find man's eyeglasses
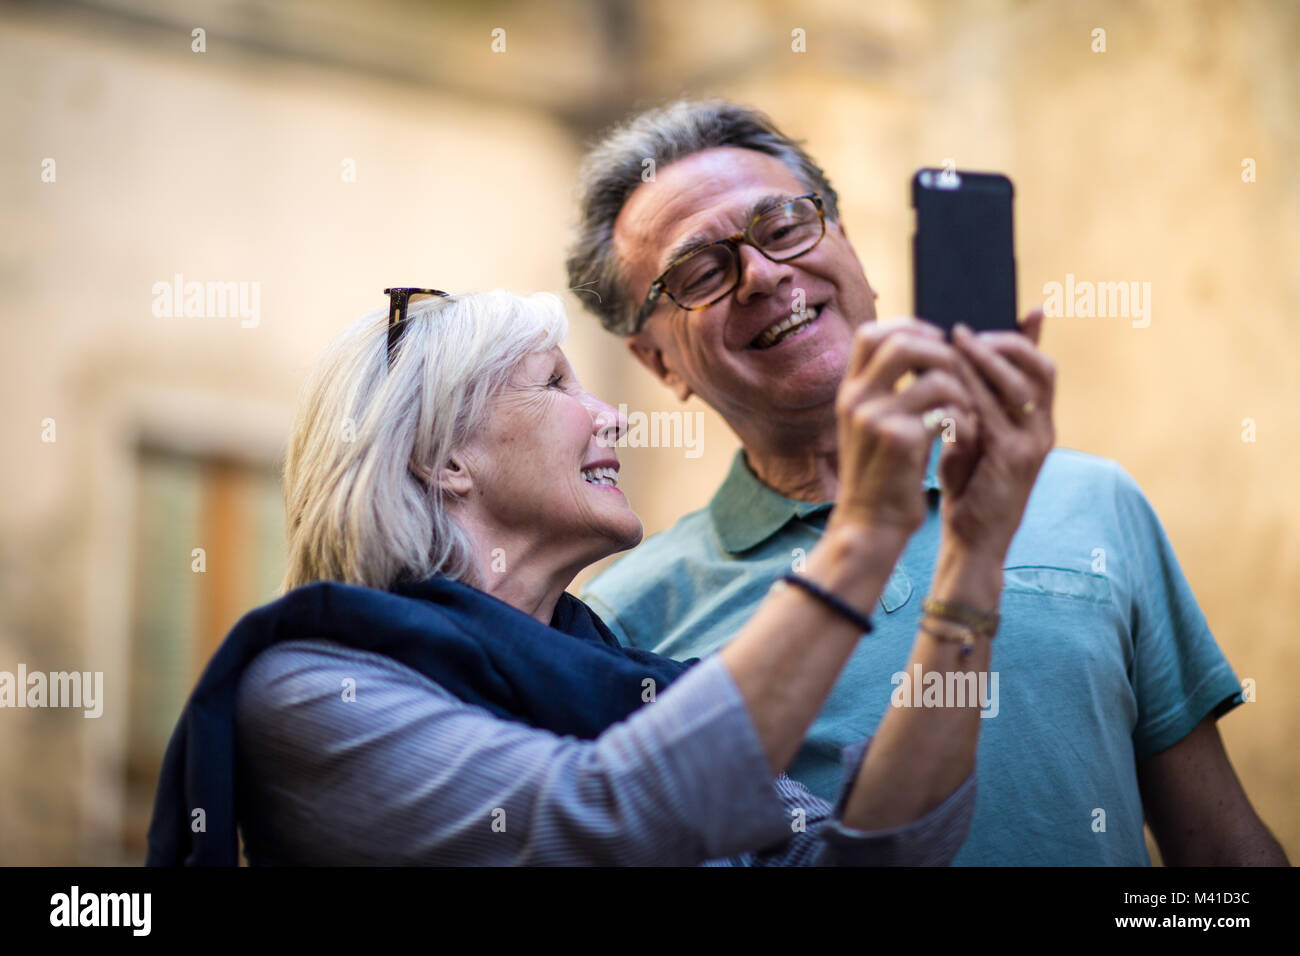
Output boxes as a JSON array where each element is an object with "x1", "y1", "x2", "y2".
[
  {"x1": 632, "y1": 192, "x2": 826, "y2": 332},
  {"x1": 384, "y1": 287, "x2": 449, "y2": 367}
]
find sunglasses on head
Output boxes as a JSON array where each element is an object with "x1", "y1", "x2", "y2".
[{"x1": 383, "y1": 287, "x2": 449, "y2": 367}]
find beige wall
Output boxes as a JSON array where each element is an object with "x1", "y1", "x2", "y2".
[{"x1": 2, "y1": 0, "x2": 1296, "y2": 863}]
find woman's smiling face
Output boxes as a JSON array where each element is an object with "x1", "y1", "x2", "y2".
[{"x1": 452, "y1": 346, "x2": 642, "y2": 573}]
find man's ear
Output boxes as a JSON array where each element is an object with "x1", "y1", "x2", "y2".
[{"x1": 626, "y1": 333, "x2": 693, "y2": 402}]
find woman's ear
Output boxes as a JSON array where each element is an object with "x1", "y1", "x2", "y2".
[
  {"x1": 438, "y1": 454, "x2": 475, "y2": 498},
  {"x1": 415, "y1": 453, "x2": 475, "y2": 498}
]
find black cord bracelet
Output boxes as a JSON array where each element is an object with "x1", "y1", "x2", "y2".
[{"x1": 775, "y1": 573, "x2": 874, "y2": 635}]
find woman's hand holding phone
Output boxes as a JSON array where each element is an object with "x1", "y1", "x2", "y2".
[{"x1": 938, "y1": 306, "x2": 1055, "y2": 568}]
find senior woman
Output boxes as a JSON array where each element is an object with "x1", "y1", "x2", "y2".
[{"x1": 147, "y1": 287, "x2": 1049, "y2": 866}]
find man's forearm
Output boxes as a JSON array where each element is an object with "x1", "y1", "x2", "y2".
[
  {"x1": 1156, "y1": 814, "x2": 1290, "y2": 866},
  {"x1": 1139, "y1": 715, "x2": 1291, "y2": 866}
]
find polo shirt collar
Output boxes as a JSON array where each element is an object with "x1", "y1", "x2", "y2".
[{"x1": 709, "y1": 438, "x2": 943, "y2": 555}]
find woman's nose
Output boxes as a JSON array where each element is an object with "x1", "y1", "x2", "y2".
[{"x1": 590, "y1": 397, "x2": 627, "y2": 448}]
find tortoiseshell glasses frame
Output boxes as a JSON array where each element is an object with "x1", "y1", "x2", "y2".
[
  {"x1": 384, "y1": 287, "x2": 449, "y2": 367},
  {"x1": 631, "y1": 192, "x2": 826, "y2": 333}
]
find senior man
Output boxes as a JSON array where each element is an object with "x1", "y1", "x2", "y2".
[{"x1": 566, "y1": 100, "x2": 1286, "y2": 866}]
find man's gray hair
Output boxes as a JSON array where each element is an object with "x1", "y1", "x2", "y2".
[
  {"x1": 565, "y1": 99, "x2": 841, "y2": 337},
  {"x1": 281, "y1": 290, "x2": 568, "y2": 593}
]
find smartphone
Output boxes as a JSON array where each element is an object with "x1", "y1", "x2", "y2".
[{"x1": 911, "y1": 168, "x2": 1017, "y2": 336}]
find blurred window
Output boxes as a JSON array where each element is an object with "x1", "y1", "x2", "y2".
[{"x1": 123, "y1": 445, "x2": 284, "y2": 862}]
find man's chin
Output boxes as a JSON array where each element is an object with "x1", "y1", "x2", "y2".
[{"x1": 748, "y1": 363, "x2": 845, "y2": 413}]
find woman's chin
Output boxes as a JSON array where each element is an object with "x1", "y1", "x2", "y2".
[
  {"x1": 586, "y1": 516, "x2": 643, "y2": 564},
  {"x1": 618, "y1": 518, "x2": 644, "y2": 552}
]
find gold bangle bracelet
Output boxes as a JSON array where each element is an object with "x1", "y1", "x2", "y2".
[
  {"x1": 918, "y1": 616, "x2": 985, "y2": 655},
  {"x1": 921, "y1": 596, "x2": 1000, "y2": 636}
]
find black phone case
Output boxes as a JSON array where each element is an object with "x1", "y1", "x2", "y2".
[{"x1": 912, "y1": 169, "x2": 1017, "y2": 335}]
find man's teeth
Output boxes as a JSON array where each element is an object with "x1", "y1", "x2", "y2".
[
  {"x1": 753, "y1": 307, "x2": 819, "y2": 349},
  {"x1": 581, "y1": 466, "x2": 618, "y2": 487}
]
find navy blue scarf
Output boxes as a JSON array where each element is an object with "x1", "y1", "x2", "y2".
[{"x1": 145, "y1": 574, "x2": 696, "y2": 866}]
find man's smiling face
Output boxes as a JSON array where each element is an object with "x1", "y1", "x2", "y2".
[{"x1": 614, "y1": 147, "x2": 878, "y2": 430}]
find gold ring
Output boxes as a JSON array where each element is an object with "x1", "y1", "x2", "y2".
[{"x1": 1006, "y1": 399, "x2": 1036, "y2": 422}]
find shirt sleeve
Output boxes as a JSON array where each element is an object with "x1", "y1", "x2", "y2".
[
  {"x1": 234, "y1": 640, "x2": 794, "y2": 865},
  {"x1": 1111, "y1": 463, "x2": 1245, "y2": 760},
  {"x1": 707, "y1": 738, "x2": 977, "y2": 866}
]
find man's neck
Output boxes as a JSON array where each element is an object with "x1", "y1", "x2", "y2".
[{"x1": 733, "y1": 409, "x2": 840, "y2": 503}]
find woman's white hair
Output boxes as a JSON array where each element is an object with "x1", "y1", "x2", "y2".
[{"x1": 281, "y1": 289, "x2": 568, "y2": 594}]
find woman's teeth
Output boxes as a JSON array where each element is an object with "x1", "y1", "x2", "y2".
[
  {"x1": 581, "y1": 466, "x2": 618, "y2": 487},
  {"x1": 753, "y1": 306, "x2": 820, "y2": 349}
]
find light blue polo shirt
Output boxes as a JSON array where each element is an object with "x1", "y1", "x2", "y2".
[{"x1": 580, "y1": 441, "x2": 1244, "y2": 865}]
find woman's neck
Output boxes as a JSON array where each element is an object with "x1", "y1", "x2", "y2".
[
  {"x1": 456, "y1": 516, "x2": 584, "y2": 625},
  {"x1": 480, "y1": 561, "x2": 574, "y2": 625}
]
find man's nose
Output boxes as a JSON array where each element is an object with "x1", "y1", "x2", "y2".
[{"x1": 733, "y1": 244, "x2": 794, "y2": 306}]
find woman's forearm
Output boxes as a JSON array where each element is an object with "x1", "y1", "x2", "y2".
[
  {"x1": 719, "y1": 519, "x2": 911, "y2": 775},
  {"x1": 839, "y1": 541, "x2": 1002, "y2": 830}
]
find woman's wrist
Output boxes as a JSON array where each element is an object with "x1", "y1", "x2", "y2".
[
  {"x1": 803, "y1": 519, "x2": 912, "y2": 617},
  {"x1": 929, "y1": 539, "x2": 1004, "y2": 612}
]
